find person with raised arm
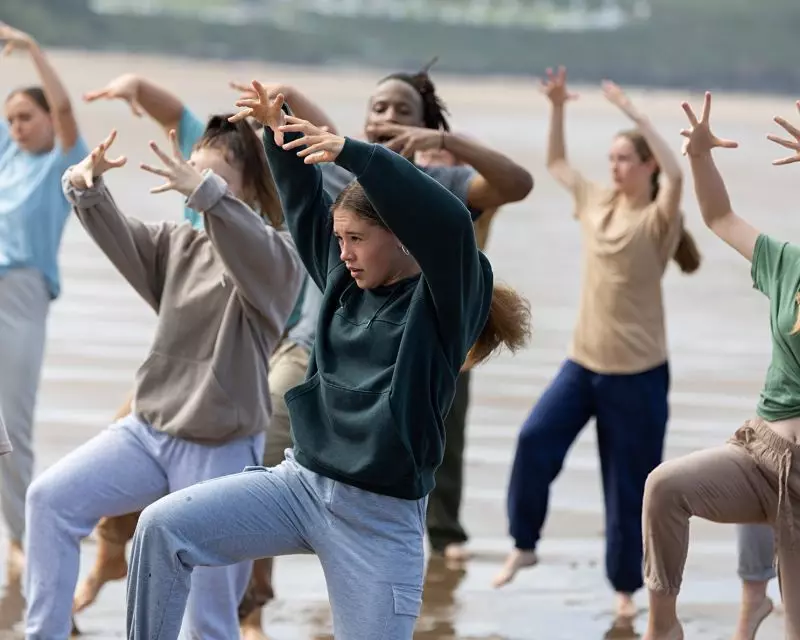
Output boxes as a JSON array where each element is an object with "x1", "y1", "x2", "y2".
[
  {"x1": 0, "y1": 22, "x2": 88, "y2": 582},
  {"x1": 494, "y1": 68, "x2": 701, "y2": 624},
  {"x1": 641, "y1": 95, "x2": 800, "y2": 640},
  {"x1": 23, "y1": 127, "x2": 303, "y2": 638},
  {"x1": 124, "y1": 82, "x2": 530, "y2": 640}
]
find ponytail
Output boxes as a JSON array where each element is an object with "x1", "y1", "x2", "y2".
[
  {"x1": 463, "y1": 283, "x2": 532, "y2": 371},
  {"x1": 672, "y1": 223, "x2": 701, "y2": 274}
]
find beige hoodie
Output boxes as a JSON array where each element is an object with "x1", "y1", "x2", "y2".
[{"x1": 62, "y1": 170, "x2": 304, "y2": 444}]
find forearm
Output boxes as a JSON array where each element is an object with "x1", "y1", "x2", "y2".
[
  {"x1": 279, "y1": 85, "x2": 338, "y2": 134},
  {"x1": 546, "y1": 103, "x2": 568, "y2": 168},
  {"x1": 190, "y1": 171, "x2": 305, "y2": 321},
  {"x1": 443, "y1": 132, "x2": 532, "y2": 202},
  {"x1": 634, "y1": 116, "x2": 682, "y2": 180},
  {"x1": 28, "y1": 43, "x2": 70, "y2": 114},
  {"x1": 689, "y1": 152, "x2": 733, "y2": 228},
  {"x1": 130, "y1": 75, "x2": 184, "y2": 130}
]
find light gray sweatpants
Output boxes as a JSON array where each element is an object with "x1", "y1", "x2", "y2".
[
  {"x1": 24, "y1": 413, "x2": 263, "y2": 640},
  {"x1": 737, "y1": 523, "x2": 777, "y2": 582},
  {"x1": 127, "y1": 449, "x2": 426, "y2": 640},
  {"x1": 0, "y1": 269, "x2": 49, "y2": 542}
]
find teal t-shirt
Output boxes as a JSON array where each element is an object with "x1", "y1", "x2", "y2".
[
  {"x1": 752, "y1": 233, "x2": 800, "y2": 421},
  {"x1": 0, "y1": 121, "x2": 89, "y2": 299},
  {"x1": 177, "y1": 108, "x2": 207, "y2": 230}
]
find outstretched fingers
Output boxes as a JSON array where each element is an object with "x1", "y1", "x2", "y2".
[
  {"x1": 773, "y1": 116, "x2": 800, "y2": 141},
  {"x1": 681, "y1": 101, "x2": 699, "y2": 127}
]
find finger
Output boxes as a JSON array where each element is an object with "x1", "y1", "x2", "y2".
[
  {"x1": 303, "y1": 150, "x2": 329, "y2": 165},
  {"x1": 714, "y1": 138, "x2": 739, "y2": 149},
  {"x1": 772, "y1": 155, "x2": 800, "y2": 166},
  {"x1": 148, "y1": 140, "x2": 175, "y2": 167},
  {"x1": 229, "y1": 81, "x2": 251, "y2": 93},
  {"x1": 278, "y1": 122, "x2": 315, "y2": 134},
  {"x1": 766, "y1": 134, "x2": 799, "y2": 150},
  {"x1": 681, "y1": 102, "x2": 699, "y2": 127},
  {"x1": 681, "y1": 139, "x2": 689, "y2": 156},
  {"x1": 282, "y1": 135, "x2": 317, "y2": 151},
  {"x1": 283, "y1": 115, "x2": 310, "y2": 125},
  {"x1": 252, "y1": 80, "x2": 269, "y2": 104},
  {"x1": 271, "y1": 92, "x2": 285, "y2": 112},
  {"x1": 149, "y1": 182, "x2": 174, "y2": 194},
  {"x1": 679, "y1": 128, "x2": 692, "y2": 138},
  {"x1": 383, "y1": 136, "x2": 406, "y2": 153},
  {"x1": 700, "y1": 92, "x2": 712, "y2": 124},
  {"x1": 139, "y1": 163, "x2": 172, "y2": 178},
  {"x1": 83, "y1": 166, "x2": 94, "y2": 189},
  {"x1": 234, "y1": 98, "x2": 261, "y2": 109},
  {"x1": 82, "y1": 89, "x2": 110, "y2": 103},
  {"x1": 320, "y1": 125, "x2": 331, "y2": 133},
  {"x1": 796, "y1": 100, "x2": 800, "y2": 118},
  {"x1": 228, "y1": 108, "x2": 253, "y2": 123},
  {"x1": 400, "y1": 140, "x2": 415, "y2": 158},
  {"x1": 296, "y1": 141, "x2": 332, "y2": 158},
  {"x1": 168, "y1": 129, "x2": 182, "y2": 160},
  {"x1": 107, "y1": 155, "x2": 127, "y2": 168},
  {"x1": 774, "y1": 116, "x2": 800, "y2": 140},
  {"x1": 101, "y1": 129, "x2": 118, "y2": 152}
]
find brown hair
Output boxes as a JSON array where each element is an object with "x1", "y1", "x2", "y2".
[
  {"x1": 334, "y1": 182, "x2": 532, "y2": 369},
  {"x1": 379, "y1": 57, "x2": 451, "y2": 132},
  {"x1": 618, "y1": 129, "x2": 701, "y2": 275},
  {"x1": 6, "y1": 86, "x2": 50, "y2": 113},
  {"x1": 195, "y1": 114, "x2": 282, "y2": 227}
]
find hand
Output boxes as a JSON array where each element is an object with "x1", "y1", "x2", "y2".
[
  {"x1": 601, "y1": 80, "x2": 641, "y2": 121},
  {"x1": 679, "y1": 92, "x2": 739, "y2": 157},
  {"x1": 280, "y1": 116, "x2": 346, "y2": 165},
  {"x1": 0, "y1": 23, "x2": 35, "y2": 57},
  {"x1": 140, "y1": 129, "x2": 204, "y2": 196},
  {"x1": 767, "y1": 100, "x2": 800, "y2": 166},
  {"x1": 229, "y1": 80, "x2": 286, "y2": 145},
  {"x1": 83, "y1": 74, "x2": 143, "y2": 117},
  {"x1": 539, "y1": 66, "x2": 578, "y2": 106},
  {"x1": 69, "y1": 130, "x2": 127, "y2": 189},
  {"x1": 364, "y1": 122, "x2": 441, "y2": 158}
]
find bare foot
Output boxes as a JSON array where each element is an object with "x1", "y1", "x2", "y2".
[
  {"x1": 73, "y1": 551, "x2": 128, "y2": 613},
  {"x1": 732, "y1": 596, "x2": 773, "y2": 640},
  {"x1": 6, "y1": 541, "x2": 24, "y2": 583},
  {"x1": 615, "y1": 592, "x2": 637, "y2": 619},
  {"x1": 443, "y1": 543, "x2": 473, "y2": 562},
  {"x1": 492, "y1": 549, "x2": 537, "y2": 588},
  {"x1": 642, "y1": 623, "x2": 684, "y2": 640},
  {"x1": 240, "y1": 608, "x2": 270, "y2": 640}
]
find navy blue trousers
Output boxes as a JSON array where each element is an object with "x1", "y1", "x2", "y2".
[{"x1": 506, "y1": 359, "x2": 669, "y2": 593}]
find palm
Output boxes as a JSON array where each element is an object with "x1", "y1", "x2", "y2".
[
  {"x1": 230, "y1": 80, "x2": 286, "y2": 144},
  {"x1": 73, "y1": 130, "x2": 127, "y2": 188},
  {"x1": 540, "y1": 66, "x2": 576, "y2": 105},
  {"x1": 679, "y1": 92, "x2": 738, "y2": 157},
  {"x1": 0, "y1": 23, "x2": 33, "y2": 56},
  {"x1": 83, "y1": 75, "x2": 142, "y2": 117}
]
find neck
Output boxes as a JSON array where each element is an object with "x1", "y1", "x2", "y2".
[
  {"x1": 382, "y1": 259, "x2": 421, "y2": 286},
  {"x1": 617, "y1": 188, "x2": 652, "y2": 210}
]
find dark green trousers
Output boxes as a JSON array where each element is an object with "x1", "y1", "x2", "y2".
[{"x1": 427, "y1": 370, "x2": 471, "y2": 551}]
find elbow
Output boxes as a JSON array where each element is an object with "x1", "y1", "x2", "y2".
[{"x1": 509, "y1": 168, "x2": 534, "y2": 203}]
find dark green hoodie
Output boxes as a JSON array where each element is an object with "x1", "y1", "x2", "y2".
[{"x1": 263, "y1": 128, "x2": 493, "y2": 500}]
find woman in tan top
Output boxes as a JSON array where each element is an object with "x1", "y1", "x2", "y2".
[{"x1": 493, "y1": 68, "x2": 700, "y2": 621}]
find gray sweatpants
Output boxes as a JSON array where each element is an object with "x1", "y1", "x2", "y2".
[
  {"x1": 24, "y1": 413, "x2": 263, "y2": 639},
  {"x1": 737, "y1": 523, "x2": 777, "y2": 582},
  {"x1": 0, "y1": 269, "x2": 49, "y2": 541},
  {"x1": 127, "y1": 449, "x2": 426, "y2": 640}
]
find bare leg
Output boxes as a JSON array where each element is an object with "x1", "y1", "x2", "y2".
[
  {"x1": 492, "y1": 549, "x2": 538, "y2": 587},
  {"x1": 72, "y1": 536, "x2": 128, "y2": 613},
  {"x1": 732, "y1": 580, "x2": 772, "y2": 640},
  {"x1": 239, "y1": 557, "x2": 274, "y2": 640}
]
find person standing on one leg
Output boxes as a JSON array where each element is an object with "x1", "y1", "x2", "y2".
[
  {"x1": 642, "y1": 94, "x2": 800, "y2": 640},
  {"x1": 494, "y1": 68, "x2": 701, "y2": 624}
]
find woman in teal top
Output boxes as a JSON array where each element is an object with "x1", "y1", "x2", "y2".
[
  {"x1": 641, "y1": 93, "x2": 800, "y2": 640},
  {"x1": 0, "y1": 22, "x2": 87, "y2": 581},
  {"x1": 123, "y1": 86, "x2": 530, "y2": 640}
]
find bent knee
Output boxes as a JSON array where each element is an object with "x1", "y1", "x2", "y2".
[
  {"x1": 643, "y1": 460, "x2": 688, "y2": 517},
  {"x1": 26, "y1": 470, "x2": 69, "y2": 520}
]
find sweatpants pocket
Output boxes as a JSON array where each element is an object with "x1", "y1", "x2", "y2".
[{"x1": 392, "y1": 584, "x2": 423, "y2": 618}]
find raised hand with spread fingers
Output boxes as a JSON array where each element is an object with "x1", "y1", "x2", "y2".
[
  {"x1": 68, "y1": 130, "x2": 127, "y2": 190},
  {"x1": 767, "y1": 100, "x2": 800, "y2": 166},
  {"x1": 140, "y1": 129, "x2": 204, "y2": 196},
  {"x1": 279, "y1": 116, "x2": 346, "y2": 164},
  {"x1": 679, "y1": 92, "x2": 739, "y2": 158}
]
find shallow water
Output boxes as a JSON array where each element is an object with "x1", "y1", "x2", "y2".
[{"x1": 0, "y1": 49, "x2": 796, "y2": 637}]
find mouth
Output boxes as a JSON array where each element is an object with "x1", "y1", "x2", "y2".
[{"x1": 348, "y1": 267, "x2": 363, "y2": 278}]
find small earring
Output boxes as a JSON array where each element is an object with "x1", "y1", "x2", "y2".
[{"x1": 400, "y1": 244, "x2": 410, "y2": 256}]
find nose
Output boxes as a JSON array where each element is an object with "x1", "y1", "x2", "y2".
[{"x1": 339, "y1": 242, "x2": 354, "y2": 263}]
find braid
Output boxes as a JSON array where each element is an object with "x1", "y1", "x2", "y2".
[{"x1": 380, "y1": 57, "x2": 450, "y2": 131}]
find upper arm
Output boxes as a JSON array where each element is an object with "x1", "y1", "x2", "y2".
[
  {"x1": 708, "y1": 211, "x2": 761, "y2": 264},
  {"x1": 177, "y1": 108, "x2": 206, "y2": 158},
  {"x1": 52, "y1": 105, "x2": 79, "y2": 152},
  {"x1": 548, "y1": 160, "x2": 594, "y2": 216}
]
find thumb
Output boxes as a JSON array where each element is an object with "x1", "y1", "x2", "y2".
[{"x1": 129, "y1": 98, "x2": 144, "y2": 118}]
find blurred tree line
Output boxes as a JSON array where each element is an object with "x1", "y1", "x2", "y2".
[{"x1": 1, "y1": 0, "x2": 798, "y2": 94}]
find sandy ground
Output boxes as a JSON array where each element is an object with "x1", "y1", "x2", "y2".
[{"x1": 1, "y1": 49, "x2": 798, "y2": 638}]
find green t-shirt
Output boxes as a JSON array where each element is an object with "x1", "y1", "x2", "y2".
[{"x1": 752, "y1": 233, "x2": 800, "y2": 421}]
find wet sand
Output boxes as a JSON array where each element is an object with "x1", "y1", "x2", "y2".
[{"x1": 1, "y1": 49, "x2": 798, "y2": 638}]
